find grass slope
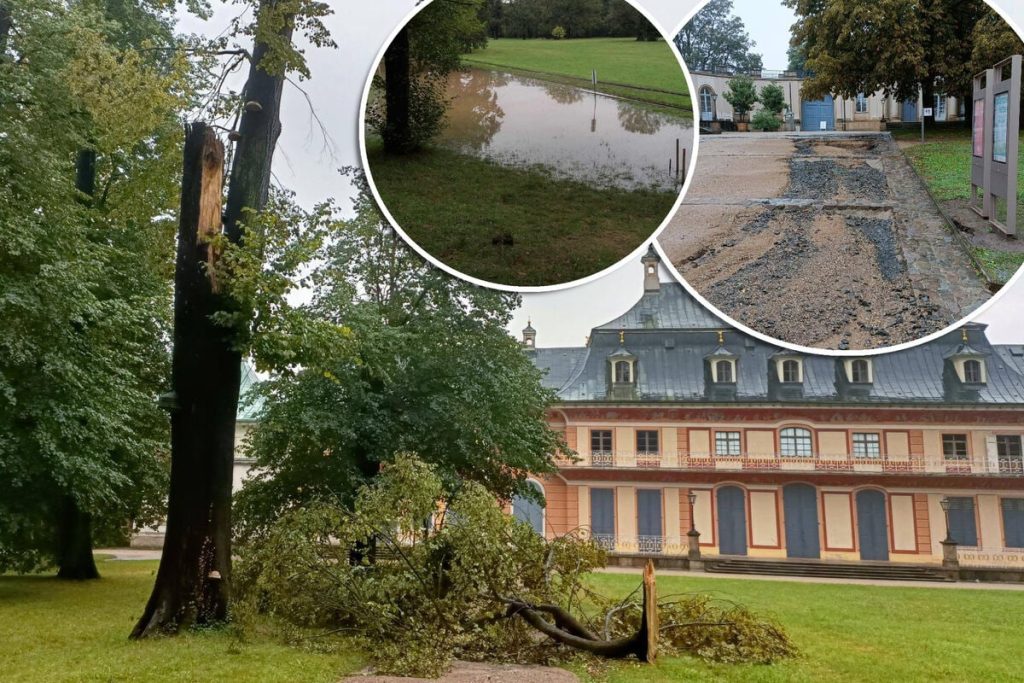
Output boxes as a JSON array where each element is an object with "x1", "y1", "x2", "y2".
[
  {"x1": 0, "y1": 559, "x2": 363, "y2": 682},
  {"x1": 897, "y1": 126, "x2": 1024, "y2": 284},
  {"x1": 367, "y1": 142, "x2": 676, "y2": 287},
  {"x1": 462, "y1": 38, "x2": 691, "y2": 111},
  {"x1": 584, "y1": 572, "x2": 1024, "y2": 682}
]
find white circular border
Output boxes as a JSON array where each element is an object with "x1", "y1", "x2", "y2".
[
  {"x1": 357, "y1": 0, "x2": 701, "y2": 293},
  {"x1": 653, "y1": 0, "x2": 1024, "y2": 358}
]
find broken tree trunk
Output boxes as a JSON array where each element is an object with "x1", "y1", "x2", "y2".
[
  {"x1": 130, "y1": 123, "x2": 234, "y2": 638},
  {"x1": 509, "y1": 559, "x2": 658, "y2": 662},
  {"x1": 382, "y1": 24, "x2": 413, "y2": 154}
]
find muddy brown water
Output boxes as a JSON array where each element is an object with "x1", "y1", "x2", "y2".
[{"x1": 438, "y1": 69, "x2": 693, "y2": 192}]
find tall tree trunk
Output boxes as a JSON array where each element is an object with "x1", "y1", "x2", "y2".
[
  {"x1": 55, "y1": 495, "x2": 100, "y2": 580},
  {"x1": 382, "y1": 25, "x2": 413, "y2": 154},
  {"x1": 132, "y1": 0, "x2": 293, "y2": 639},
  {"x1": 923, "y1": 77, "x2": 936, "y2": 126}
]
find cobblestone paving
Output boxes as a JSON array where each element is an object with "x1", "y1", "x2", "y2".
[{"x1": 662, "y1": 132, "x2": 992, "y2": 350}]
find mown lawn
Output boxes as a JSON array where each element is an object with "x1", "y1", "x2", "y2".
[
  {"x1": 462, "y1": 37, "x2": 691, "y2": 111},
  {"x1": 897, "y1": 126, "x2": 1024, "y2": 284},
  {"x1": 5, "y1": 559, "x2": 1024, "y2": 682},
  {"x1": 584, "y1": 572, "x2": 1024, "y2": 682},
  {"x1": 366, "y1": 139, "x2": 676, "y2": 287},
  {"x1": 0, "y1": 558, "x2": 363, "y2": 683}
]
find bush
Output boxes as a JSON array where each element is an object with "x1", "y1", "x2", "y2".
[
  {"x1": 752, "y1": 109, "x2": 781, "y2": 131},
  {"x1": 366, "y1": 73, "x2": 447, "y2": 152},
  {"x1": 723, "y1": 75, "x2": 758, "y2": 122},
  {"x1": 759, "y1": 83, "x2": 787, "y2": 115},
  {"x1": 551, "y1": 25, "x2": 566, "y2": 39}
]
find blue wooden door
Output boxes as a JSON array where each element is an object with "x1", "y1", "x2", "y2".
[
  {"x1": 637, "y1": 489, "x2": 663, "y2": 552},
  {"x1": 590, "y1": 488, "x2": 615, "y2": 549},
  {"x1": 716, "y1": 486, "x2": 747, "y2": 556},
  {"x1": 513, "y1": 481, "x2": 544, "y2": 535},
  {"x1": 902, "y1": 100, "x2": 917, "y2": 123},
  {"x1": 856, "y1": 489, "x2": 889, "y2": 561},
  {"x1": 1002, "y1": 498, "x2": 1024, "y2": 548},
  {"x1": 783, "y1": 484, "x2": 821, "y2": 558},
  {"x1": 801, "y1": 96, "x2": 834, "y2": 131},
  {"x1": 947, "y1": 497, "x2": 978, "y2": 546}
]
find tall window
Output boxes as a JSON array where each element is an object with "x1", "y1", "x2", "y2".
[
  {"x1": 998, "y1": 435, "x2": 1023, "y2": 474},
  {"x1": 715, "y1": 431, "x2": 741, "y2": 456},
  {"x1": 636, "y1": 430, "x2": 659, "y2": 455},
  {"x1": 850, "y1": 359, "x2": 871, "y2": 383},
  {"x1": 781, "y1": 359, "x2": 801, "y2": 383},
  {"x1": 614, "y1": 360, "x2": 632, "y2": 383},
  {"x1": 715, "y1": 359, "x2": 734, "y2": 383},
  {"x1": 780, "y1": 427, "x2": 813, "y2": 457},
  {"x1": 855, "y1": 92, "x2": 868, "y2": 113},
  {"x1": 852, "y1": 432, "x2": 881, "y2": 458},
  {"x1": 699, "y1": 86, "x2": 715, "y2": 121},
  {"x1": 963, "y1": 359, "x2": 983, "y2": 383},
  {"x1": 942, "y1": 434, "x2": 968, "y2": 460},
  {"x1": 591, "y1": 430, "x2": 612, "y2": 454}
]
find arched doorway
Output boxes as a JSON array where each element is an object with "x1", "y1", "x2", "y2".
[
  {"x1": 716, "y1": 486, "x2": 747, "y2": 556},
  {"x1": 856, "y1": 489, "x2": 889, "y2": 561},
  {"x1": 512, "y1": 480, "x2": 545, "y2": 536},
  {"x1": 783, "y1": 484, "x2": 820, "y2": 558},
  {"x1": 699, "y1": 86, "x2": 716, "y2": 122}
]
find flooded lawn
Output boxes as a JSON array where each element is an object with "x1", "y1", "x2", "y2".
[{"x1": 438, "y1": 69, "x2": 693, "y2": 192}]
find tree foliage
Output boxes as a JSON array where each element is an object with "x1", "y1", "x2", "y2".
[
  {"x1": 759, "y1": 83, "x2": 787, "y2": 115},
  {"x1": 675, "y1": 0, "x2": 763, "y2": 74},
  {"x1": 723, "y1": 75, "x2": 758, "y2": 121},
  {"x1": 0, "y1": 0, "x2": 190, "y2": 573},
  {"x1": 489, "y1": 0, "x2": 657, "y2": 41},
  {"x1": 232, "y1": 176, "x2": 563, "y2": 539},
  {"x1": 785, "y1": 0, "x2": 990, "y2": 103}
]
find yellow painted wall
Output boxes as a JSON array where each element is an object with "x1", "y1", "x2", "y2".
[
  {"x1": 746, "y1": 430, "x2": 774, "y2": 457},
  {"x1": 693, "y1": 489, "x2": 713, "y2": 546},
  {"x1": 577, "y1": 485, "x2": 590, "y2": 535},
  {"x1": 664, "y1": 488, "x2": 681, "y2": 551},
  {"x1": 978, "y1": 494, "x2": 1002, "y2": 551},
  {"x1": 749, "y1": 491, "x2": 779, "y2": 547},
  {"x1": 689, "y1": 429, "x2": 711, "y2": 457},
  {"x1": 823, "y1": 492, "x2": 854, "y2": 550},
  {"x1": 616, "y1": 486, "x2": 636, "y2": 552},
  {"x1": 662, "y1": 428, "x2": 678, "y2": 467},
  {"x1": 576, "y1": 426, "x2": 590, "y2": 464},
  {"x1": 886, "y1": 432, "x2": 910, "y2": 458},
  {"x1": 819, "y1": 431, "x2": 848, "y2": 457},
  {"x1": 615, "y1": 427, "x2": 634, "y2": 466},
  {"x1": 890, "y1": 495, "x2": 917, "y2": 552}
]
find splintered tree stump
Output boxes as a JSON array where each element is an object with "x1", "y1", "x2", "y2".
[{"x1": 640, "y1": 559, "x2": 658, "y2": 662}]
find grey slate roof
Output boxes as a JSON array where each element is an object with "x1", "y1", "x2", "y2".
[{"x1": 530, "y1": 282, "x2": 1024, "y2": 407}]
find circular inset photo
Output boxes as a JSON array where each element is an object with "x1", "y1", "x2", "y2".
[
  {"x1": 360, "y1": 0, "x2": 696, "y2": 289},
  {"x1": 662, "y1": 0, "x2": 1024, "y2": 352}
]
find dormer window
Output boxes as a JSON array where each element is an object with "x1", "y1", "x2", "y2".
[
  {"x1": 714, "y1": 359, "x2": 736, "y2": 383},
  {"x1": 614, "y1": 359, "x2": 632, "y2": 383},
  {"x1": 777, "y1": 357, "x2": 802, "y2": 383},
  {"x1": 847, "y1": 358, "x2": 872, "y2": 384},
  {"x1": 963, "y1": 359, "x2": 983, "y2": 383}
]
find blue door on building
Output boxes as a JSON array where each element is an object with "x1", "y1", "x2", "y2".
[
  {"x1": 637, "y1": 489, "x2": 663, "y2": 552},
  {"x1": 801, "y1": 96, "x2": 834, "y2": 131},
  {"x1": 947, "y1": 496, "x2": 978, "y2": 547},
  {"x1": 1002, "y1": 498, "x2": 1024, "y2": 548},
  {"x1": 590, "y1": 488, "x2": 615, "y2": 549},
  {"x1": 716, "y1": 486, "x2": 747, "y2": 556},
  {"x1": 856, "y1": 489, "x2": 889, "y2": 561},
  {"x1": 902, "y1": 99, "x2": 918, "y2": 123},
  {"x1": 512, "y1": 481, "x2": 544, "y2": 535},
  {"x1": 783, "y1": 484, "x2": 821, "y2": 558}
]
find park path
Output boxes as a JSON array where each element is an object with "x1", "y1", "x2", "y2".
[{"x1": 662, "y1": 131, "x2": 991, "y2": 349}]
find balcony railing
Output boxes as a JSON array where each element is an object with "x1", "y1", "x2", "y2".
[{"x1": 571, "y1": 451, "x2": 1024, "y2": 476}]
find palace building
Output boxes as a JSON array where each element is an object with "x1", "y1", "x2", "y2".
[{"x1": 512, "y1": 247, "x2": 1024, "y2": 574}]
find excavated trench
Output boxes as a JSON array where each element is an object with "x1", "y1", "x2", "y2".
[{"x1": 665, "y1": 133, "x2": 990, "y2": 350}]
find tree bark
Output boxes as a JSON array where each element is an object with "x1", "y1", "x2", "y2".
[
  {"x1": 0, "y1": 2, "x2": 12, "y2": 56},
  {"x1": 55, "y1": 495, "x2": 100, "y2": 580},
  {"x1": 132, "y1": 0, "x2": 293, "y2": 639},
  {"x1": 382, "y1": 25, "x2": 413, "y2": 154}
]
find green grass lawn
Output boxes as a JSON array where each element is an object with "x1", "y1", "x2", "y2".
[
  {"x1": 583, "y1": 572, "x2": 1024, "y2": 682},
  {"x1": 462, "y1": 38, "x2": 691, "y2": 112},
  {"x1": 366, "y1": 140, "x2": 676, "y2": 287},
  {"x1": 896, "y1": 125, "x2": 1024, "y2": 284},
  {"x1": 6, "y1": 559, "x2": 1023, "y2": 682},
  {"x1": 0, "y1": 558, "x2": 363, "y2": 682}
]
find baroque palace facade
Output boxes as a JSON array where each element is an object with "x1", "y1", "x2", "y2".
[{"x1": 513, "y1": 248, "x2": 1024, "y2": 570}]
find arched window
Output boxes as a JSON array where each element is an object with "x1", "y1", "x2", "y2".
[
  {"x1": 614, "y1": 360, "x2": 632, "y2": 383},
  {"x1": 963, "y1": 359, "x2": 983, "y2": 383},
  {"x1": 715, "y1": 359, "x2": 734, "y2": 383},
  {"x1": 780, "y1": 427, "x2": 813, "y2": 457},
  {"x1": 781, "y1": 359, "x2": 801, "y2": 383},
  {"x1": 850, "y1": 359, "x2": 871, "y2": 383},
  {"x1": 512, "y1": 480, "x2": 545, "y2": 535},
  {"x1": 699, "y1": 86, "x2": 716, "y2": 121}
]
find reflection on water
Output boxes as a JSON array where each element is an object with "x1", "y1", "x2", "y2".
[{"x1": 439, "y1": 69, "x2": 693, "y2": 192}]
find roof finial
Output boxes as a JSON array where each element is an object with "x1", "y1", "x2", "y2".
[
  {"x1": 962, "y1": 327, "x2": 969, "y2": 343},
  {"x1": 619, "y1": 329, "x2": 625, "y2": 345},
  {"x1": 717, "y1": 329, "x2": 725, "y2": 345}
]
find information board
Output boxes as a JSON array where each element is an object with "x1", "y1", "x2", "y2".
[
  {"x1": 994, "y1": 92, "x2": 1009, "y2": 163},
  {"x1": 973, "y1": 99, "x2": 985, "y2": 157}
]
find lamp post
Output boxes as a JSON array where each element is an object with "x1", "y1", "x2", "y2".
[
  {"x1": 939, "y1": 497, "x2": 960, "y2": 574},
  {"x1": 686, "y1": 491, "x2": 702, "y2": 568}
]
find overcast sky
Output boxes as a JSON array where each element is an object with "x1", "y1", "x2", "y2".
[{"x1": 176, "y1": 0, "x2": 1024, "y2": 351}]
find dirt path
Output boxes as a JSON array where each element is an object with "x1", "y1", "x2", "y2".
[
  {"x1": 341, "y1": 662, "x2": 578, "y2": 683},
  {"x1": 662, "y1": 132, "x2": 991, "y2": 350}
]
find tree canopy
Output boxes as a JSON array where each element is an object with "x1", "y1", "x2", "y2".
[
  {"x1": 487, "y1": 0, "x2": 657, "y2": 40},
  {"x1": 675, "y1": 0, "x2": 763, "y2": 74}
]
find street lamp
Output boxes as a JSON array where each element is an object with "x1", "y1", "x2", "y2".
[
  {"x1": 939, "y1": 496, "x2": 960, "y2": 573},
  {"x1": 686, "y1": 491, "x2": 702, "y2": 566},
  {"x1": 939, "y1": 497, "x2": 953, "y2": 543}
]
